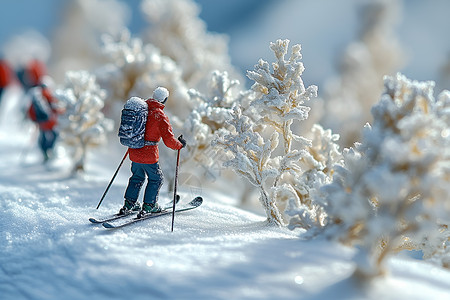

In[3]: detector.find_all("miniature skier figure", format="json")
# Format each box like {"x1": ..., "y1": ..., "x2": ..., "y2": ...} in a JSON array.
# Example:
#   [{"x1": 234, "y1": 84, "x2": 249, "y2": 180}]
[
  {"x1": 119, "y1": 87, "x2": 186, "y2": 218},
  {"x1": 27, "y1": 82, "x2": 61, "y2": 162}
]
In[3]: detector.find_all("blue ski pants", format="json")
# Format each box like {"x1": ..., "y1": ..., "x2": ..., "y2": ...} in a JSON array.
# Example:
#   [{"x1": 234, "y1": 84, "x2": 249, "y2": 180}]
[
  {"x1": 124, "y1": 162, "x2": 164, "y2": 204},
  {"x1": 39, "y1": 129, "x2": 57, "y2": 160}
]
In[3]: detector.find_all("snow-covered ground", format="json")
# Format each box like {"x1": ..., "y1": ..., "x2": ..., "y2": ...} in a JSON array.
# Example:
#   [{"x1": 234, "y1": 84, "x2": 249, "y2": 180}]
[{"x1": 1, "y1": 90, "x2": 450, "y2": 300}]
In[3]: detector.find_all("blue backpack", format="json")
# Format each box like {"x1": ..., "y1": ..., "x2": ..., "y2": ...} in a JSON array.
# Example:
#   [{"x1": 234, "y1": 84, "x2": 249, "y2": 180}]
[
  {"x1": 30, "y1": 86, "x2": 52, "y2": 123},
  {"x1": 118, "y1": 97, "x2": 148, "y2": 148}
]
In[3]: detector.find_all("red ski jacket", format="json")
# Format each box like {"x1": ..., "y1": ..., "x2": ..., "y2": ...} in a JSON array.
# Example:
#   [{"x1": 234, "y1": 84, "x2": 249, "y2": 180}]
[
  {"x1": 0, "y1": 59, "x2": 11, "y2": 88},
  {"x1": 128, "y1": 99, "x2": 183, "y2": 164},
  {"x1": 27, "y1": 87, "x2": 59, "y2": 131}
]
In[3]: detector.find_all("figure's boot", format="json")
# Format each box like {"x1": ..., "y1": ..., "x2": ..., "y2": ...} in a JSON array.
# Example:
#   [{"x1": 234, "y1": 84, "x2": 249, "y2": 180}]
[
  {"x1": 137, "y1": 202, "x2": 161, "y2": 218},
  {"x1": 119, "y1": 199, "x2": 141, "y2": 215}
]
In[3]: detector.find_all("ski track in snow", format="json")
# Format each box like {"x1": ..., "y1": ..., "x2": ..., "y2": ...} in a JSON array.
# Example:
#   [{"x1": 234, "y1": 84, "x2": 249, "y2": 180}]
[{"x1": 1, "y1": 92, "x2": 450, "y2": 299}]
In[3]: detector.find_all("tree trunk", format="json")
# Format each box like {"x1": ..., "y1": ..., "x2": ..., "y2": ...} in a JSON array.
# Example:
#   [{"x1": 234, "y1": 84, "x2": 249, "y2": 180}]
[{"x1": 258, "y1": 186, "x2": 284, "y2": 226}]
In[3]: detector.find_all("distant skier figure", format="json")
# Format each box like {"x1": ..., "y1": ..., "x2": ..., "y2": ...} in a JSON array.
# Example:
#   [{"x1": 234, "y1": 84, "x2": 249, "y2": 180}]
[
  {"x1": 118, "y1": 87, "x2": 186, "y2": 218},
  {"x1": 27, "y1": 82, "x2": 60, "y2": 162}
]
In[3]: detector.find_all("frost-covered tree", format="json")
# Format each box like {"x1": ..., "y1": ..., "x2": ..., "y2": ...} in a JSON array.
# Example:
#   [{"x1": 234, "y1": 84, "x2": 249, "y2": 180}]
[
  {"x1": 321, "y1": 73, "x2": 450, "y2": 279},
  {"x1": 141, "y1": 0, "x2": 242, "y2": 92},
  {"x1": 213, "y1": 105, "x2": 284, "y2": 225},
  {"x1": 285, "y1": 124, "x2": 343, "y2": 231},
  {"x1": 247, "y1": 39, "x2": 317, "y2": 158},
  {"x1": 182, "y1": 71, "x2": 252, "y2": 180},
  {"x1": 56, "y1": 71, "x2": 114, "y2": 173},
  {"x1": 95, "y1": 30, "x2": 190, "y2": 119},
  {"x1": 417, "y1": 223, "x2": 450, "y2": 270},
  {"x1": 417, "y1": 90, "x2": 450, "y2": 270},
  {"x1": 321, "y1": 0, "x2": 404, "y2": 147},
  {"x1": 213, "y1": 39, "x2": 341, "y2": 227}
]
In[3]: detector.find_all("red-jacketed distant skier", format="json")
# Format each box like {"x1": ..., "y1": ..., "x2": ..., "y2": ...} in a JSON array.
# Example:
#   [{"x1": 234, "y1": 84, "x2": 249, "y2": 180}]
[
  {"x1": 27, "y1": 82, "x2": 61, "y2": 162},
  {"x1": 119, "y1": 87, "x2": 186, "y2": 218}
]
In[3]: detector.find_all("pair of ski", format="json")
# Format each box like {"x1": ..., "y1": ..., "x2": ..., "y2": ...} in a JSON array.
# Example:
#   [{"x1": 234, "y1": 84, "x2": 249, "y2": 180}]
[{"x1": 89, "y1": 196, "x2": 203, "y2": 229}]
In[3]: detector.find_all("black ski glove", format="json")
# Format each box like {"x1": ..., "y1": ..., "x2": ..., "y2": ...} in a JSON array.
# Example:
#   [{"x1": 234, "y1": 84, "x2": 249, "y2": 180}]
[{"x1": 178, "y1": 135, "x2": 186, "y2": 148}]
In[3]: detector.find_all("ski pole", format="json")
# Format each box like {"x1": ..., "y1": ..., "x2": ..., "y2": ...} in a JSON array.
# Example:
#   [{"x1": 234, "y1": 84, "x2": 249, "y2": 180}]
[
  {"x1": 171, "y1": 136, "x2": 183, "y2": 232},
  {"x1": 96, "y1": 150, "x2": 129, "y2": 209}
]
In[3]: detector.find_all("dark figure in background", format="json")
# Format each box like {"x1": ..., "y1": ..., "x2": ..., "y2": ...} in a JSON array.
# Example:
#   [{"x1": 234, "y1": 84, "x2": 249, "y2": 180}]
[{"x1": 27, "y1": 83, "x2": 61, "y2": 162}]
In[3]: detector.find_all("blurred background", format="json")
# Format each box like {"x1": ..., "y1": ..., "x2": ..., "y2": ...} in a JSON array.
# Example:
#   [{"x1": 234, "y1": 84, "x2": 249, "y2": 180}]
[{"x1": 1, "y1": 0, "x2": 449, "y2": 92}]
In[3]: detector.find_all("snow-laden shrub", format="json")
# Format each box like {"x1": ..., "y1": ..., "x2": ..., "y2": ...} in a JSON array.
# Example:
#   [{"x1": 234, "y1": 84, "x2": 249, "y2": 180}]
[
  {"x1": 416, "y1": 90, "x2": 450, "y2": 270},
  {"x1": 56, "y1": 71, "x2": 114, "y2": 172},
  {"x1": 418, "y1": 224, "x2": 450, "y2": 270},
  {"x1": 321, "y1": 73, "x2": 450, "y2": 278},
  {"x1": 95, "y1": 30, "x2": 190, "y2": 119},
  {"x1": 213, "y1": 105, "x2": 284, "y2": 225},
  {"x1": 213, "y1": 39, "x2": 341, "y2": 226},
  {"x1": 182, "y1": 71, "x2": 252, "y2": 180},
  {"x1": 285, "y1": 124, "x2": 343, "y2": 231},
  {"x1": 246, "y1": 39, "x2": 317, "y2": 157},
  {"x1": 321, "y1": 0, "x2": 404, "y2": 147},
  {"x1": 141, "y1": 0, "x2": 242, "y2": 91}
]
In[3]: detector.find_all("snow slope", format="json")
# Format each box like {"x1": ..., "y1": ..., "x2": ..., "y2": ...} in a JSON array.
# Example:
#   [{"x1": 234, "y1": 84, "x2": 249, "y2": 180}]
[{"x1": 1, "y1": 91, "x2": 450, "y2": 299}]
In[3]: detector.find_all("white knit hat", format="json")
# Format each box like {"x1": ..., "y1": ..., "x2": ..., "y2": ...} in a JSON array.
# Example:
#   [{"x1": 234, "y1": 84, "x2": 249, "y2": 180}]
[{"x1": 152, "y1": 87, "x2": 169, "y2": 103}]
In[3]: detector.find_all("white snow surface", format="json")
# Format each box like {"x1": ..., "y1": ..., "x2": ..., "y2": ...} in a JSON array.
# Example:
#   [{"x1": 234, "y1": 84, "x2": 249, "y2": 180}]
[{"x1": 1, "y1": 91, "x2": 450, "y2": 299}]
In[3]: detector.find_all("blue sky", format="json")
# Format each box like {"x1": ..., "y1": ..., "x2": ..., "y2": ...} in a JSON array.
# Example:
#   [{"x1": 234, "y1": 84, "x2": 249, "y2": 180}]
[
  {"x1": 0, "y1": 0, "x2": 64, "y2": 45},
  {"x1": 1, "y1": 0, "x2": 449, "y2": 91},
  {"x1": 0, "y1": 0, "x2": 265, "y2": 46}
]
